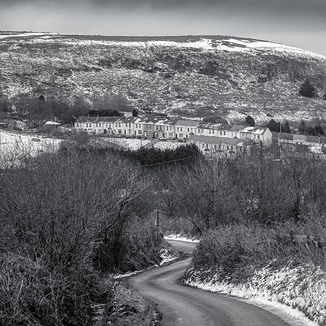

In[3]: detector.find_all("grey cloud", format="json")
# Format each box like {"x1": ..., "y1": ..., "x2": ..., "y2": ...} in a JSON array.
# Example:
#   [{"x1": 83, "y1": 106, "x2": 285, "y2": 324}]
[
  {"x1": 2, "y1": 0, "x2": 326, "y2": 11},
  {"x1": 3, "y1": 0, "x2": 325, "y2": 17}
]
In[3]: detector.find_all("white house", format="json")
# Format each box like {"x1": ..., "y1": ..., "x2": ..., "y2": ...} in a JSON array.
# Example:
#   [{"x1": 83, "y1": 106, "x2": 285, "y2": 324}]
[
  {"x1": 239, "y1": 126, "x2": 273, "y2": 146},
  {"x1": 196, "y1": 122, "x2": 231, "y2": 137},
  {"x1": 174, "y1": 120, "x2": 199, "y2": 140},
  {"x1": 189, "y1": 134, "x2": 249, "y2": 158},
  {"x1": 74, "y1": 116, "x2": 273, "y2": 148}
]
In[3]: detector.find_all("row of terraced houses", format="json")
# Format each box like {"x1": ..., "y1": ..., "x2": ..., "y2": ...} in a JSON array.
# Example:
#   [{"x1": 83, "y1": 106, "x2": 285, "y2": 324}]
[{"x1": 74, "y1": 115, "x2": 273, "y2": 156}]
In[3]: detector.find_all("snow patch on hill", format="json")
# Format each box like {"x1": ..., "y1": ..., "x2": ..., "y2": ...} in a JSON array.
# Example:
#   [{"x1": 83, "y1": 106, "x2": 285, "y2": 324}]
[
  {"x1": 0, "y1": 32, "x2": 57, "y2": 39},
  {"x1": 3, "y1": 32, "x2": 325, "y2": 61}
]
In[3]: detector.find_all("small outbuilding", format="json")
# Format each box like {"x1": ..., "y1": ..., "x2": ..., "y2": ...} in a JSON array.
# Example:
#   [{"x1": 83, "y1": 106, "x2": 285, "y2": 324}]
[{"x1": 43, "y1": 121, "x2": 60, "y2": 131}]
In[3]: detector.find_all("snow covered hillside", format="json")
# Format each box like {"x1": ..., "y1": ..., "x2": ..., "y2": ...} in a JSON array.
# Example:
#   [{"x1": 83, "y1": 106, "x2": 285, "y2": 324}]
[{"x1": 1, "y1": 32, "x2": 326, "y2": 124}]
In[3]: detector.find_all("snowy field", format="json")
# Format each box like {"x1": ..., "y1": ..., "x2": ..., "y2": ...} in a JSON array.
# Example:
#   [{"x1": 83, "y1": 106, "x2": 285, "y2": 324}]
[
  {"x1": 0, "y1": 130, "x2": 62, "y2": 166},
  {"x1": 99, "y1": 137, "x2": 187, "y2": 151}
]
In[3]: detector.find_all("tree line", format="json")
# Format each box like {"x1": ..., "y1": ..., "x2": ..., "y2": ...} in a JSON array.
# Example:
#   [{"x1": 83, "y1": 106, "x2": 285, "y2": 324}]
[
  {"x1": 2, "y1": 136, "x2": 326, "y2": 325},
  {"x1": 0, "y1": 92, "x2": 132, "y2": 125}
]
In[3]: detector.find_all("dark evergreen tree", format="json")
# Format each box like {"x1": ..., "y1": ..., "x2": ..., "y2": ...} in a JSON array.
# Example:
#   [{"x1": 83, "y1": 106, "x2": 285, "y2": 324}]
[
  {"x1": 245, "y1": 115, "x2": 255, "y2": 126},
  {"x1": 298, "y1": 120, "x2": 306, "y2": 134},
  {"x1": 299, "y1": 79, "x2": 317, "y2": 98},
  {"x1": 267, "y1": 119, "x2": 281, "y2": 132},
  {"x1": 306, "y1": 125, "x2": 315, "y2": 135},
  {"x1": 282, "y1": 121, "x2": 291, "y2": 133},
  {"x1": 314, "y1": 125, "x2": 325, "y2": 136}
]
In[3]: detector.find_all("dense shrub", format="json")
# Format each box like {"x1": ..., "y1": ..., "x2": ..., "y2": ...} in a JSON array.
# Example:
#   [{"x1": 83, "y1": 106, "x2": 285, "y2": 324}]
[
  {"x1": 0, "y1": 253, "x2": 108, "y2": 326},
  {"x1": 0, "y1": 147, "x2": 163, "y2": 325},
  {"x1": 191, "y1": 219, "x2": 326, "y2": 282},
  {"x1": 93, "y1": 217, "x2": 164, "y2": 273}
]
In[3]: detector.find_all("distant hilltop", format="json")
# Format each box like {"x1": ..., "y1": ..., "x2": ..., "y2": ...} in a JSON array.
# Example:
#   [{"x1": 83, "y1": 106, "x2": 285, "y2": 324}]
[{"x1": 1, "y1": 31, "x2": 326, "y2": 124}]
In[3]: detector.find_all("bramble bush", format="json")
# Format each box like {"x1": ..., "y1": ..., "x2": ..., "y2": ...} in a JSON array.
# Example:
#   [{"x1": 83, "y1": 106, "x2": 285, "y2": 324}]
[
  {"x1": 0, "y1": 253, "x2": 109, "y2": 326},
  {"x1": 190, "y1": 215, "x2": 326, "y2": 283}
]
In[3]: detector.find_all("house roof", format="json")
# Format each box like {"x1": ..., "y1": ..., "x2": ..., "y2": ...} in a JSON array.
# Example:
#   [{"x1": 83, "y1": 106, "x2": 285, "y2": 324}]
[
  {"x1": 197, "y1": 122, "x2": 231, "y2": 130},
  {"x1": 271, "y1": 132, "x2": 294, "y2": 140},
  {"x1": 175, "y1": 120, "x2": 200, "y2": 127},
  {"x1": 75, "y1": 116, "x2": 118, "y2": 123},
  {"x1": 306, "y1": 135, "x2": 321, "y2": 144},
  {"x1": 241, "y1": 126, "x2": 268, "y2": 135},
  {"x1": 44, "y1": 121, "x2": 60, "y2": 126},
  {"x1": 229, "y1": 125, "x2": 245, "y2": 132},
  {"x1": 293, "y1": 134, "x2": 306, "y2": 141},
  {"x1": 189, "y1": 134, "x2": 249, "y2": 146}
]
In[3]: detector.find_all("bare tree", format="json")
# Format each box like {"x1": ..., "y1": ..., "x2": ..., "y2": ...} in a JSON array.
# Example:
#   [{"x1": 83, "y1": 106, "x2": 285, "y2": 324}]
[{"x1": 166, "y1": 159, "x2": 238, "y2": 234}]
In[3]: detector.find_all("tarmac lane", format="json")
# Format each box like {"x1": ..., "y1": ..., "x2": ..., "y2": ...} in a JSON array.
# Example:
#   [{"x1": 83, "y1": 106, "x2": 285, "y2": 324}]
[{"x1": 128, "y1": 240, "x2": 291, "y2": 326}]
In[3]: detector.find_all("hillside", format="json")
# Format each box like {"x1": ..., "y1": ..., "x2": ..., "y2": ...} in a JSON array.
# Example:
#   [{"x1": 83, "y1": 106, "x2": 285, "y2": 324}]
[{"x1": 1, "y1": 32, "x2": 326, "y2": 123}]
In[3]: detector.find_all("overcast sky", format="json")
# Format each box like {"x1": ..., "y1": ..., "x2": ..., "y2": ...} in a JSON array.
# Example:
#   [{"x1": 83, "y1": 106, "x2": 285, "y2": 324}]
[{"x1": 1, "y1": 0, "x2": 326, "y2": 55}]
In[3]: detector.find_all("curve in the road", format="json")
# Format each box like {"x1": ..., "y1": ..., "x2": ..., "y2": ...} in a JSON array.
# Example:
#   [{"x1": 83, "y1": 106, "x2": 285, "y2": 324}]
[{"x1": 128, "y1": 240, "x2": 291, "y2": 326}]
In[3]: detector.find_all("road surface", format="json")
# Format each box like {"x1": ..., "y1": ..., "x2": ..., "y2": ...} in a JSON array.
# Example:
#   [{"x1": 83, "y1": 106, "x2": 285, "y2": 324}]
[{"x1": 128, "y1": 239, "x2": 291, "y2": 326}]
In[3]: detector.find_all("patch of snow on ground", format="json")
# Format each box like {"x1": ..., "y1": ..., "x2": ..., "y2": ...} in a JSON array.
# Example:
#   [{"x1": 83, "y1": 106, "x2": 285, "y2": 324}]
[
  {"x1": 164, "y1": 234, "x2": 200, "y2": 243},
  {"x1": 0, "y1": 32, "x2": 56, "y2": 40},
  {"x1": 153, "y1": 141, "x2": 186, "y2": 150},
  {"x1": 185, "y1": 263, "x2": 326, "y2": 326},
  {"x1": 158, "y1": 248, "x2": 179, "y2": 265},
  {"x1": 114, "y1": 247, "x2": 178, "y2": 279},
  {"x1": 104, "y1": 138, "x2": 150, "y2": 150},
  {"x1": 0, "y1": 130, "x2": 61, "y2": 166}
]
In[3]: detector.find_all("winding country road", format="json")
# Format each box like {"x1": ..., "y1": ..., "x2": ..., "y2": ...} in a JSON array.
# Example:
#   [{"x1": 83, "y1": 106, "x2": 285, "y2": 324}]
[{"x1": 128, "y1": 239, "x2": 291, "y2": 326}]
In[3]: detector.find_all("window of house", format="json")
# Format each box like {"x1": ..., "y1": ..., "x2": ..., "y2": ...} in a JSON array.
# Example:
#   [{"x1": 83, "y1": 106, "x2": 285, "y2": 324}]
[{"x1": 224, "y1": 131, "x2": 226, "y2": 135}]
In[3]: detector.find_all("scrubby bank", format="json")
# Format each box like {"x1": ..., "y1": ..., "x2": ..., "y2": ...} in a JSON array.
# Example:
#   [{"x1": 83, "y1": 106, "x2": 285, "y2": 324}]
[
  {"x1": 0, "y1": 143, "x2": 172, "y2": 326},
  {"x1": 157, "y1": 152, "x2": 326, "y2": 325},
  {"x1": 184, "y1": 219, "x2": 326, "y2": 325}
]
